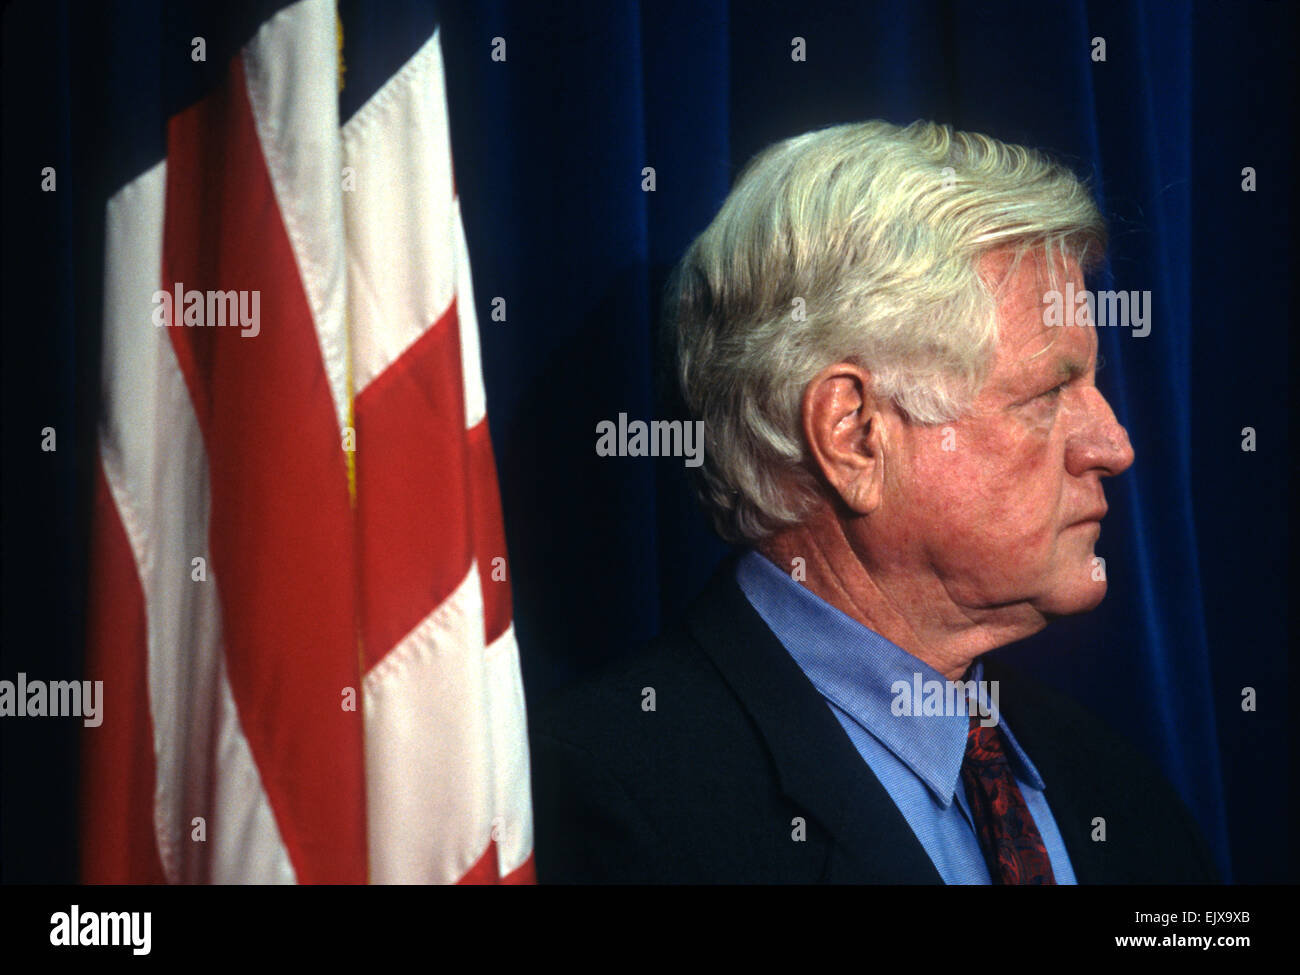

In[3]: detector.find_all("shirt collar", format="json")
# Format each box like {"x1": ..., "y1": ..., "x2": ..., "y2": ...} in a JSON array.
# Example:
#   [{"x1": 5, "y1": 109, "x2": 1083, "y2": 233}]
[{"x1": 734, "y1": 549, "x2": 1046, "y2": 805}]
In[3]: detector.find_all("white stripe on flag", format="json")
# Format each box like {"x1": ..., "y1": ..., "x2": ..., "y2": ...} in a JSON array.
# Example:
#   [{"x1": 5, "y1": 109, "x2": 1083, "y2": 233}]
[
  {"x1": 363, "y1": 563, "x2": 495, "y2": 883},
  {"x1": 342, "y1": 28, "x2": 458, "y2": 395},
  {"x1": 454, "y1": 199, "x2": 488, "y2": 429},
  {"x1": 243, "y1": 0, "x2": 351, "y2": 435},
  {"x1": 484, "y1": 623, "x2": 534, "y2": 876},
  {"x1": 100, "y1": 162, "x2": 295, "y2": 884}
]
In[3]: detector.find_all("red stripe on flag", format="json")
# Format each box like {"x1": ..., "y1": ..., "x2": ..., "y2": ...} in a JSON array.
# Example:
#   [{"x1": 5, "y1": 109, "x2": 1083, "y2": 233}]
[
  {"x1": 456, "y1": 843, "x2": 535, "y2": 885},
  {"x1": 354, "y1": 302, "x2": 473, "y2": 669},
  {"x1": 160, "y1": 55, "x2": 366, "y2": 883},
  {"x1": 456, "y1": 839, "x2": 501, "y2": 885},
  {"x1": 502, "y1": 852, "x2": 537, "y2": 885},
  {"x1": 81, "y1": 464, "x2": 169, "y2": 884},
  {"x1": 467, "y1": 419, "x2": 512, "y2": 646}
]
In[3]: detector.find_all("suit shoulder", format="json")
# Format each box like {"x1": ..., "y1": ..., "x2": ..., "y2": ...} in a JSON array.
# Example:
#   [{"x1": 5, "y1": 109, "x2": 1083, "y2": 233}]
[
  {"x1": 528, "y1": 621, "x2": 820, "y2": 882},
  {"x1": 530, "y1": 621, "x2": 745, "y2": 751}
]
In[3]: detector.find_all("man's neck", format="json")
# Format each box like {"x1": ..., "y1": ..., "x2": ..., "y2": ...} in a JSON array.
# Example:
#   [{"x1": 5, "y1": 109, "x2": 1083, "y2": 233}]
[{"x1": 757, "y1": 512, "x2": 1040, "y2": 680}]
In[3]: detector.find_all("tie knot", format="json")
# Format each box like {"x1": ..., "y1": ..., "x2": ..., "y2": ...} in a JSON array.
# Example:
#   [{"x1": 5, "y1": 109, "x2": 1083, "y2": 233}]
[
  {"x1": 964, "y1": 712, "x2": 1009, "y2": 768},
  {"x1": 959, "y1": 712, "x2": 1057, "y2": 884}
]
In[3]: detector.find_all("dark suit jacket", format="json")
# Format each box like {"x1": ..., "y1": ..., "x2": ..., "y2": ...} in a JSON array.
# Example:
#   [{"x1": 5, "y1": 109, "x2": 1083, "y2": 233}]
[{"x1": 530, "y1": 558, "x2": 1220, "y2": 884}]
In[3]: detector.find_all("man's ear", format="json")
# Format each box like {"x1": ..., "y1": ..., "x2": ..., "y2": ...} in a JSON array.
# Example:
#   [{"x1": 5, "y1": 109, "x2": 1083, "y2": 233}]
[{"x1": 801, "y1": 362, "x2": 886, "y2": 515}]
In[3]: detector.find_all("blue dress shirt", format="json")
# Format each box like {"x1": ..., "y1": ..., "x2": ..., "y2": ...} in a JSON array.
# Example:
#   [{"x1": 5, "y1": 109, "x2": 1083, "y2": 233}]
[{"x1": 735, "y1": 550, "x2": 1077, "y2": 884}]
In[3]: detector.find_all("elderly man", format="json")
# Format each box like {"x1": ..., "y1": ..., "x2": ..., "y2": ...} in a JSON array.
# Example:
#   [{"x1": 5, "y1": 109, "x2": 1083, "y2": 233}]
[{"x1": 530, "y1": 120, "x2": 1218, "y2": 884}]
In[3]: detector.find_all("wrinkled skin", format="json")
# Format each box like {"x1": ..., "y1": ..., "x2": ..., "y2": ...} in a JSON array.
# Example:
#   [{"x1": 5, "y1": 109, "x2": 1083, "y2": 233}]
[{"x1": 762, "y1": 245, "x2": 1134, "y2": 679}]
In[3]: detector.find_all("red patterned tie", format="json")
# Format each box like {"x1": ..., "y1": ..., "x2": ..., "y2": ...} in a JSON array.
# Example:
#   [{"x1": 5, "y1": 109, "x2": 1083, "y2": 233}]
[{"x1": 960, "y1": 713, "x2": 1057, "y2": 885}]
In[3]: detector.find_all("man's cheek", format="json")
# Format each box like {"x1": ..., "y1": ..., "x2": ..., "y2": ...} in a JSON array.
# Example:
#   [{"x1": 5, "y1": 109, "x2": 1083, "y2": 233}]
[
  {"x1": 981, "y1": 405, "x2": 1055, "y2": 458},
  {"x1": 992, "y1": 512, "x2": 1057, "y2": 567}
]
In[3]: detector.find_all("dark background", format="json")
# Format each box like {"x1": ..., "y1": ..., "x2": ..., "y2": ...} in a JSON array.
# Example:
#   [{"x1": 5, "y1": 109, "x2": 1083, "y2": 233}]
[{"x1": 2, "y1": 0, "x2": 1294, "y2": 883}]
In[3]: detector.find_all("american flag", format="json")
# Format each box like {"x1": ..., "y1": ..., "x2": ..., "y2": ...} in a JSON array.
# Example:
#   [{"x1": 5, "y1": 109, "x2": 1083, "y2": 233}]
[{"x1": 81, "y1": 0, "x2": 535, "y2": 884}]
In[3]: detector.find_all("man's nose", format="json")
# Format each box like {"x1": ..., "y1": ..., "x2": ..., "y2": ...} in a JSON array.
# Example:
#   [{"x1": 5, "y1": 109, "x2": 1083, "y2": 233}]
[{"x1": 1066, "y1": 388, "x2": 1135, "y2": 477}]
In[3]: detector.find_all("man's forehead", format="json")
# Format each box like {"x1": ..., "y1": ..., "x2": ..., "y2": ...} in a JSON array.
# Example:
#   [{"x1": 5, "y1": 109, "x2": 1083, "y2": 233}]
[
  {"x1": 983, "y1": 244, "x2": 1078, "y2": 314},
  {"x1": 985, "y1": 248, "x2": 1097, "y2": 383},
  {"x1": 1011, "y1": 312, "x2": 1097, "y2": 365}
]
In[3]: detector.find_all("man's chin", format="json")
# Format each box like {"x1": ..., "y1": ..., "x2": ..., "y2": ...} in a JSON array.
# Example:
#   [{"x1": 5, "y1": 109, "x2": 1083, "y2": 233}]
[{"x1": 1037, "y1": 579, "x2": 1108, "y2": 618}]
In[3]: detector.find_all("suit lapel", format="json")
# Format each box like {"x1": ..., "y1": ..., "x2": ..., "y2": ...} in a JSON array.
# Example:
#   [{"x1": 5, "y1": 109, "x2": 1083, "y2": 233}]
[{"x1": 686, "y1": 559, "x2": 942, "y2": 884}]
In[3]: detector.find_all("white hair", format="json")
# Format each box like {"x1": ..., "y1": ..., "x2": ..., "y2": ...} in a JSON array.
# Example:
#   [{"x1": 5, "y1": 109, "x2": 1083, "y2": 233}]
[{"x1": 667, "y1": 119, "x2": 1107, "y2": 544}]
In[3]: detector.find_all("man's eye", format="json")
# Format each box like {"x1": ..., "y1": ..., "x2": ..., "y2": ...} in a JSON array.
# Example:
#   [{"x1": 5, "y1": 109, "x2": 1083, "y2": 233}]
[{"x1": 1040, "y1": 382, "x2": 1067, "y2": 399}]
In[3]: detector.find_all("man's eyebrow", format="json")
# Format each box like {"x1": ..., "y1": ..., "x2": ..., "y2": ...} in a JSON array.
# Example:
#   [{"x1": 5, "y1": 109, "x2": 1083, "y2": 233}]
[
  {"x1": 1011, "y1": 355, "x2": 1089, "y2": 400},
  {"x1": 1037, "y1": 334, "x2": 1096, "y2": 377},
  {"x1": 1055, "y1": 356, "x2": 1090, "y2": 380}
]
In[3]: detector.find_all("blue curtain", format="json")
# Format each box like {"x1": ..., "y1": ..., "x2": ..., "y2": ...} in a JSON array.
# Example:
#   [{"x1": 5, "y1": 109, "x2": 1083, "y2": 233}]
[
  {"x1": 1, "y1": 0, "x2": 1291, "y2": 882},
  {"x1": 436, "y1": 0, "x2": 1293, "y2": 884}
]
